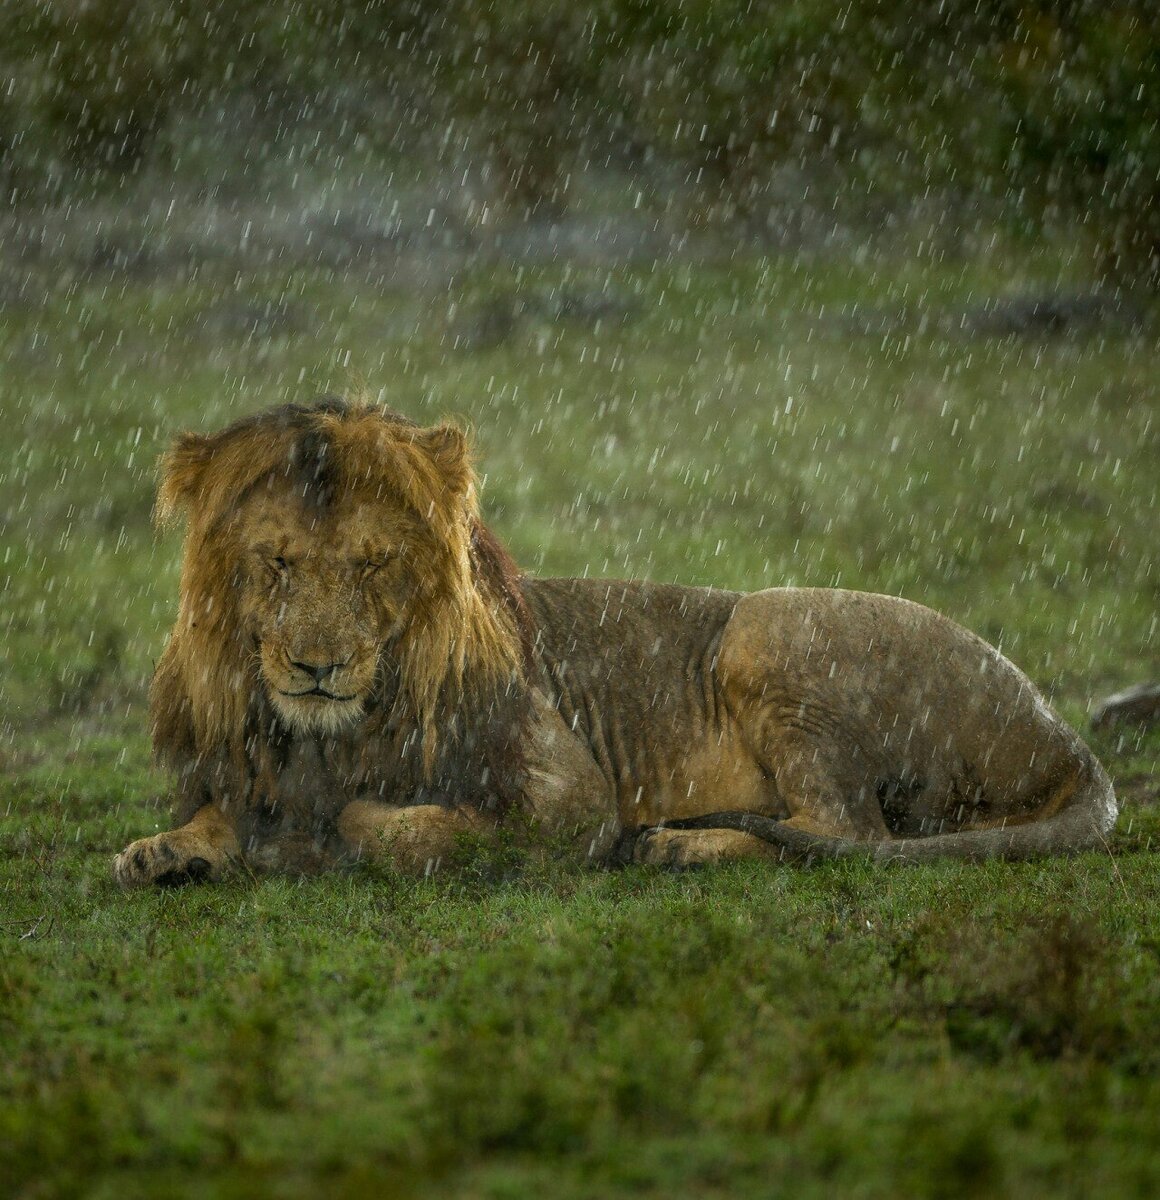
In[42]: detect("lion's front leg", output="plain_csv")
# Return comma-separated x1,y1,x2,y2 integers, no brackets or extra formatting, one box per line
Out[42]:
336,801,484,875
113,803,241,889
522,688,621,863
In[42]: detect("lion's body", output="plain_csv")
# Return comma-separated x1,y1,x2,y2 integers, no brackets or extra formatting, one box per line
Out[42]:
113,399,1115,887
524,579,1114,862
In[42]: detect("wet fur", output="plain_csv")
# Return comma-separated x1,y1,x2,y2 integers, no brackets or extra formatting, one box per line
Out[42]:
126,399,531,880
114,397,1117,887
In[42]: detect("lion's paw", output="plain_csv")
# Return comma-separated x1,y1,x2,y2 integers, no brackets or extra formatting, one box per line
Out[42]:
112,831,236,889
633,827,700,868
634,826,774,868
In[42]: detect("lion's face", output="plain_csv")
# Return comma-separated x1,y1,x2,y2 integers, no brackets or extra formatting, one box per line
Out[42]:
232,483,427,735
154,399,521,763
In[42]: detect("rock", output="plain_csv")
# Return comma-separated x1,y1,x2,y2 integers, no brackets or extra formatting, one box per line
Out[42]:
1090,684,1160,732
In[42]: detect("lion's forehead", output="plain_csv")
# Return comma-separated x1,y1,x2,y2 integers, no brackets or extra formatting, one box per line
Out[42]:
232,487,415,558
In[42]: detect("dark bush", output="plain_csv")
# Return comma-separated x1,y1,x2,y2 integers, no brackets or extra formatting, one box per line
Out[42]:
1,1,1155,283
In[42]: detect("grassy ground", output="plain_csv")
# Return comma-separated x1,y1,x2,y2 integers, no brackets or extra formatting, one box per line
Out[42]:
1,233,1159,1198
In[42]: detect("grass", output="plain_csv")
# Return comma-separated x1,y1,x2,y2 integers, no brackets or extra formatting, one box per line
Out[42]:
1,229,1158,1198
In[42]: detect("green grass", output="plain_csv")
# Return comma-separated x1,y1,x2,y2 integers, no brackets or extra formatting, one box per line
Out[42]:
1,237,1158,1198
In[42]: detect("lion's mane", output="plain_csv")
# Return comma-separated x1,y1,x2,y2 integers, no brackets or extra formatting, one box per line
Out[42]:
149,398,534,829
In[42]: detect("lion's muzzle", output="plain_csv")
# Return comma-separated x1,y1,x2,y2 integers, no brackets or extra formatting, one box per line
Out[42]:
283,654,357,699
262,644,375,734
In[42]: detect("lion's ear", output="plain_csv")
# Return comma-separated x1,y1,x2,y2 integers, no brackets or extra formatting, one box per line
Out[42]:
155,432,215,527
416,423,473,499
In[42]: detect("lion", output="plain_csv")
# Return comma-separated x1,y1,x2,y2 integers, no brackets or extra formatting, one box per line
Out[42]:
113,397,1116,887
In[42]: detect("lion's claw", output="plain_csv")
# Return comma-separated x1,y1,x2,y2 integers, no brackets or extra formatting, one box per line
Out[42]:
112,834,234,889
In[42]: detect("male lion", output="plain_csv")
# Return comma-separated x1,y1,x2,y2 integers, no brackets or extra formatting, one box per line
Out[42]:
113,398,1116,886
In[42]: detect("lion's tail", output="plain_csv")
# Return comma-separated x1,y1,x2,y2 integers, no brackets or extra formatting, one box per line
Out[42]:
668,757,1117,864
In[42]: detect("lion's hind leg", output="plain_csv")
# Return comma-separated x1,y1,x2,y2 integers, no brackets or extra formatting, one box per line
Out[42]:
113,803,240,888
633,826,784,868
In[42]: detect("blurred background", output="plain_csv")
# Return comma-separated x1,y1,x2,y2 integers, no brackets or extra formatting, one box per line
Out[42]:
2,0,1158,283
0,0,1157,767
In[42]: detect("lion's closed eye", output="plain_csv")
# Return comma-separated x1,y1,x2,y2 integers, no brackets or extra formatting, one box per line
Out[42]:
358,555,393,578
263,555,291,587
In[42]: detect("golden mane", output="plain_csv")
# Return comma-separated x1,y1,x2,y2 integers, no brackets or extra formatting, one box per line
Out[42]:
150,397,526,778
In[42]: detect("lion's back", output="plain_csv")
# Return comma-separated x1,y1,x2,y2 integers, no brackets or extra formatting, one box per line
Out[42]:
719,587,1096,822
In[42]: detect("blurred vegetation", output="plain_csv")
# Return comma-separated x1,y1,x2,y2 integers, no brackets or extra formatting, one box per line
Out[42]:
1,0,1157,285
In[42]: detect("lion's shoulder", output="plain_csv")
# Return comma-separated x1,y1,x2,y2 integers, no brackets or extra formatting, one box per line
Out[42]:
523,577,741,652
521,576,739,720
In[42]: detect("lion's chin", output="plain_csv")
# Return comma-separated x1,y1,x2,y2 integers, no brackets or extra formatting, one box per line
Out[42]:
268,690,365,736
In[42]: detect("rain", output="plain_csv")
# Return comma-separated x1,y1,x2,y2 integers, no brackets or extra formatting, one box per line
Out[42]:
1,2,1158,1194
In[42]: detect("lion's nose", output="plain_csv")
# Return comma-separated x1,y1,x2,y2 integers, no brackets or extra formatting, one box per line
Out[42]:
289,658,346,684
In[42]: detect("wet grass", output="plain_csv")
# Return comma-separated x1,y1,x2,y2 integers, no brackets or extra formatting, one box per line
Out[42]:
1,239,1159,1197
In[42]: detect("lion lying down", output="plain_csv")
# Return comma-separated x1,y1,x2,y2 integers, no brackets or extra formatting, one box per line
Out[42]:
113,398,1116,886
